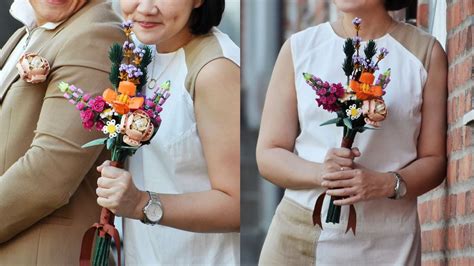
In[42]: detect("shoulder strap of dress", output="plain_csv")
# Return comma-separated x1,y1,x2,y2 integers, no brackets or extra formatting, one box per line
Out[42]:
389,22,436,71
183,33,225,100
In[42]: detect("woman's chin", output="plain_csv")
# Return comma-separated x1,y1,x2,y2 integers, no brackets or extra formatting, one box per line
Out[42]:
133,31,163,46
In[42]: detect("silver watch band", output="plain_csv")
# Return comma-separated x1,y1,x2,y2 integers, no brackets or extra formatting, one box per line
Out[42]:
388,171,403,200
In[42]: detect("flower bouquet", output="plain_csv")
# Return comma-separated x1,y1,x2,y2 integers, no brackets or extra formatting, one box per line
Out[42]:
303,18,391,234
58,21,171,265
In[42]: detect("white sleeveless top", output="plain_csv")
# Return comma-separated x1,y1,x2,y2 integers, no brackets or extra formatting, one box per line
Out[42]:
287,22,435,265
123,28,240,265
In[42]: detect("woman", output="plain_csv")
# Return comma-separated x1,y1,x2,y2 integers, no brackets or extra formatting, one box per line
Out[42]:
257,0,446,265
95,0,240,264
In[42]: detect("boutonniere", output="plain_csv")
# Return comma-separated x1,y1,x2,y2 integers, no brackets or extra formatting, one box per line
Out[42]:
16,53,50,83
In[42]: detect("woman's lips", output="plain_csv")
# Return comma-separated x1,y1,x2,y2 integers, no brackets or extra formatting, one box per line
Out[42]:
137,21,161,29
46,0,67,5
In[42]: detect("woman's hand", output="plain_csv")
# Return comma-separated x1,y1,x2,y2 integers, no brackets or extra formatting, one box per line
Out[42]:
321,160,396,205
96,160,148,220
322,147,361,175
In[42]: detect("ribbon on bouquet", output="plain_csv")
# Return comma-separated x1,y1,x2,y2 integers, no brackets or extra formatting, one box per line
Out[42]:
80,161,122,266
312,192,357,234
312,134,357,234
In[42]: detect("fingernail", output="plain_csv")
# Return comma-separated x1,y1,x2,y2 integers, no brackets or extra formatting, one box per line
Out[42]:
321,181,327,186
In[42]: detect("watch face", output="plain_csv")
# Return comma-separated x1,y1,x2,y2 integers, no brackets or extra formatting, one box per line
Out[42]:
399,181,407,198
145,203,163,222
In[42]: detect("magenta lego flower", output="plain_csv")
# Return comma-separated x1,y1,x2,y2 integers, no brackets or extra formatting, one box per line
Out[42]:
80,109,94,122
76,102,86,111
83,93,91,102
145,109,155,119
89,96,106,113
155,105,163,113
154,115,162,125
82,120,94,130
145,99,156,109
95,120,105,131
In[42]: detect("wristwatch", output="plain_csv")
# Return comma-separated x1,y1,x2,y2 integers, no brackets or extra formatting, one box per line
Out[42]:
388,171,407,200
141,191,163,225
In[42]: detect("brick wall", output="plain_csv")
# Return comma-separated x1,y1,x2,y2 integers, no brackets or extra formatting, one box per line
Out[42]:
418,0,474,265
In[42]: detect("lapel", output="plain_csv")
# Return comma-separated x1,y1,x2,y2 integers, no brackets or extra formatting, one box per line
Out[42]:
0,27,26,69
0,28,56,104
0,0,106,104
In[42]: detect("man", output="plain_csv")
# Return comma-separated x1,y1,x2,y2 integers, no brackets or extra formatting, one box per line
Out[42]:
0,0,125,264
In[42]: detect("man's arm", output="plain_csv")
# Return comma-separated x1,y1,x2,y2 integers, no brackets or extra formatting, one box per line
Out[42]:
0,24,125,242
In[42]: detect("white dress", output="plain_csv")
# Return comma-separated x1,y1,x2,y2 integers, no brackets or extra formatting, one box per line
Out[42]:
123,28,240,265
286,22,435,265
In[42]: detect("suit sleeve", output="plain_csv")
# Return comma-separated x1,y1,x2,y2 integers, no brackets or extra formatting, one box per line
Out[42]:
0,23,126,243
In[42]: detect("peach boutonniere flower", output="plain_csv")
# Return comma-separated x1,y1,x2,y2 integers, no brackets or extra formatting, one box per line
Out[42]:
16,53,50,83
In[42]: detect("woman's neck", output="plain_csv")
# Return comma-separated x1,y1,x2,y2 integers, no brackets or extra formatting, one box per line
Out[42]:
339,10,394,40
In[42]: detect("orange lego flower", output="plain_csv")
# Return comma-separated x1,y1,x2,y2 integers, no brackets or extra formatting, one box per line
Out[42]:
349,72,383,101
103,81,144,115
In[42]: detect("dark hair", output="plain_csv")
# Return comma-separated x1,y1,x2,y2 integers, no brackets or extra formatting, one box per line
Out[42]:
189,0,225,35
385,0,413,11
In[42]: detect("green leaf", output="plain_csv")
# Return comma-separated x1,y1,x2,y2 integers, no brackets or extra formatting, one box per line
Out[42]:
109,63,120,89
118,146,140,151
106,137,115,150
320,117,341,126
161,80,171,91
343,118,353,129
109,43,124,64
137,46,154,92
58,82,69,93
81,138,107,148
303,72,313,82
364,40,377,61
363,126,380,130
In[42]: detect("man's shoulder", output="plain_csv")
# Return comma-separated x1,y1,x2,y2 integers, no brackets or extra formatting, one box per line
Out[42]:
57,1,124,42
50,1,126,69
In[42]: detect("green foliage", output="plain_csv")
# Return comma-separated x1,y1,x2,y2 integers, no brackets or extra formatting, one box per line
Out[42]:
320,117,341,126
342,38,355,77
342,58,354,78
82,138,107,148
109,43,123,89
109,65,120,89
109,43,124,64
343,38,355,56
364,40,377,62
137,46,153,92
343,118,353,129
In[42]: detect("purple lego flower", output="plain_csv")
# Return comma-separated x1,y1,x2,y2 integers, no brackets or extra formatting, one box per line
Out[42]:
352,17,362,26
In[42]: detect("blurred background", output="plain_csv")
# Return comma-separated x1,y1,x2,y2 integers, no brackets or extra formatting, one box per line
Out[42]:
240,0,463,265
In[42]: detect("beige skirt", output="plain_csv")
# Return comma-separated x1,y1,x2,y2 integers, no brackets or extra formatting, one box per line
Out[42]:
259,197,321,265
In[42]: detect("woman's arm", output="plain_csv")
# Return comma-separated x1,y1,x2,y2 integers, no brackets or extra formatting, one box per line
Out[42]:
256,39,358,190
158,57,240,232
97,58,240,233
323,40,448,204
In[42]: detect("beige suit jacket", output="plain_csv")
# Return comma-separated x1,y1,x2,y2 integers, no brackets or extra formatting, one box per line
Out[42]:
0,0,125,264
